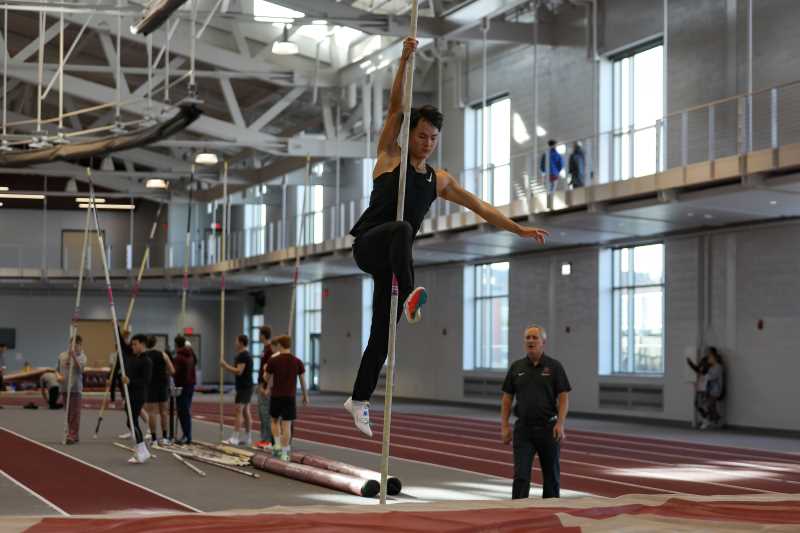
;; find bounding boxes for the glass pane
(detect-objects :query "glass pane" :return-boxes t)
[633,46,663,128]
[633,287,663,373]
[476,262,509,297]
[633,243,664,284]
[493,165,510,206]
[490,98,511,167]
[475,296,508,369]
[633,128,657,177]
[620,132,631,179]
[620,57,631,128]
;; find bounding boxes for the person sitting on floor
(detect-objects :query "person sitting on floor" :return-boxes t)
[264,335,308,462]
[39,370,62,409]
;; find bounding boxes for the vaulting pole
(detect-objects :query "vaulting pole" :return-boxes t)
[218,161,228,442]
[86,169,137,448]
[94,202,164,438]
[287,155,312,338]
[380,0,419,506]
[62,206,92,444]
[180,169,194,331]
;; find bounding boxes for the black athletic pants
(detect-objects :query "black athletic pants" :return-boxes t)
[512,422,561,499]
[128,387,147,444]
[351,221,415,402]
[47,386,61,409]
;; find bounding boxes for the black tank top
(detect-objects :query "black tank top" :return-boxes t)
[350,161,437,238]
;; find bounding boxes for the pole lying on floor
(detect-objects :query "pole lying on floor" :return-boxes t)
[293,452,402,495]
[251,452,379,497]
[86,170,138,448]
[173,452,206,477]
[62,206,92,444]
[218,160,228,442]
[380,0,419,506]
[94,203,164,438]
[287,155,311,338]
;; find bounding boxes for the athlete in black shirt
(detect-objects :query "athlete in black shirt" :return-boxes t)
[345,37,550,437]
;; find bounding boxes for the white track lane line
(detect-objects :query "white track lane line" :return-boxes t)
[289,416,782,495]
[296,412,799,487]
[0,469,69,516]
[297,409,800,465]
[0,427,201,513]
[202,414,671,496]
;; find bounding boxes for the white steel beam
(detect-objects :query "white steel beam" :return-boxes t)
[219,77,245,128]
[249,86,305,132]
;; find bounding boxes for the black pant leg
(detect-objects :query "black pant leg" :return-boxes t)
[48,387,60,408]
[352,271,393,401]
[512,424,536,499]
[533,427,561,498]
[130,390,145,444]
[351,222,417,402]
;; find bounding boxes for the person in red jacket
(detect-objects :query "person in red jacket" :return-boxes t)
[173,335,197,444]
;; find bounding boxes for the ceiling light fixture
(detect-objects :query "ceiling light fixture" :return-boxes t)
[146,178,169,189]
[312,19,327,25]
[272,25,299,56]
[194,152,219,165]
[0,193,45,200]
[770,200,778,205]
[0,186,8,191]
[75,197,106,203]
[78,203,136,210]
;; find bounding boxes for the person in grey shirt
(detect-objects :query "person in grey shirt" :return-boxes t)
[58,336,87,444]
[40,371,61,409]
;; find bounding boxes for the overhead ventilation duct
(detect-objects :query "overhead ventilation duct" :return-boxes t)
[0,105,202,168]
[130,0,189,36]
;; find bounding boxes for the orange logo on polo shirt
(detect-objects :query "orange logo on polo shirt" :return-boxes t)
[541,367,552,377]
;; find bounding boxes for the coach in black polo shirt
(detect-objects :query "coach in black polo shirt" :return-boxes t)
[501,325,571,499]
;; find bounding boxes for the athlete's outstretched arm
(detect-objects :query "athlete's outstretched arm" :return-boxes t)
[437,170,549,244]
[376,37,417,157]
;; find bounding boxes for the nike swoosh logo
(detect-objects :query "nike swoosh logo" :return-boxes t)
[517,372,525,376]
[426,172,432,183]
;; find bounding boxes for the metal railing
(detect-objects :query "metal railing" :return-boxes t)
[3,80,800,274]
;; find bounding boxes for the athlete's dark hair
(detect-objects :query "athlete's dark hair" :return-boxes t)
[409,105,444,131]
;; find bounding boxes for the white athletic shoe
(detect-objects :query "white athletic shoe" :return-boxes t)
[222,436,240,446]
[344,397,373,438]
[118,431,132,439]
[128,442,151,464]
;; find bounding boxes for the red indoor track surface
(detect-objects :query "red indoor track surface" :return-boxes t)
[0,429,194,515]
[191,403,800,499]
[22,496,800,532]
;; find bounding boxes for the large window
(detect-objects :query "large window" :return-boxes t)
[612,243,664,374]
[246,313,265,384]
[295,281,322,364]
[244,189,267,257]
[297,185,324,245]
[468,97,511,205]
[472,261,510,369]
[612,43,663,180]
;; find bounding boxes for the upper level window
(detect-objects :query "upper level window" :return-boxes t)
[297,185,324,245]
[466,96,511,205]
[612,42,663,179]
